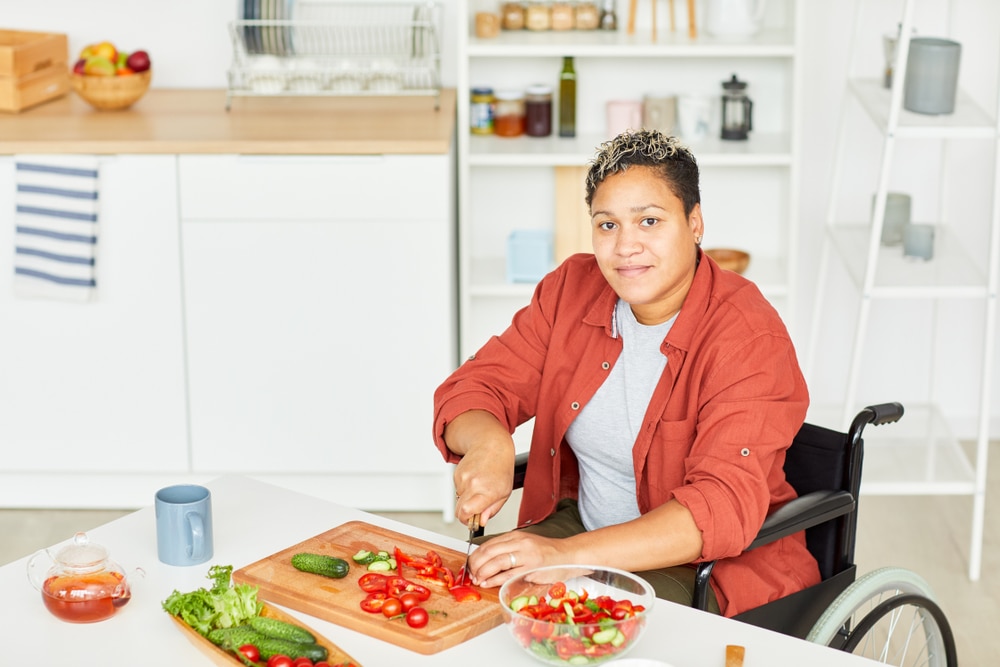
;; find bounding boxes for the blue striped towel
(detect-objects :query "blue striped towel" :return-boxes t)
[13,155,100,302]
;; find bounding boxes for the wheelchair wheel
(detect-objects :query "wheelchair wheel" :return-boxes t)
[806,567,957,666]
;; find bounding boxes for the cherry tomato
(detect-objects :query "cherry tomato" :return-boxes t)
[548,582,567,599]
[399,591,422,611]
[238,644,260,662]
[406,606,429,628]
[313,663,331,667]
[267,656,294,667]
[382,597,403,618]
[292,659,314,667]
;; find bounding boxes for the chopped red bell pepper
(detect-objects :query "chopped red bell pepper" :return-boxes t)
[448,584,482,603]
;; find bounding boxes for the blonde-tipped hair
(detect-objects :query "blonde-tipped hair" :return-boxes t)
[585,129,701,215]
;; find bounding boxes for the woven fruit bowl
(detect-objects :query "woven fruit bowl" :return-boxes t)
[71,70,151,110]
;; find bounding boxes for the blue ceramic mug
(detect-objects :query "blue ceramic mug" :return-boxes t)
[155,484,214,566]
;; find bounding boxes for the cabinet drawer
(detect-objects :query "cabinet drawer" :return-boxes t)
[179,154,448,221]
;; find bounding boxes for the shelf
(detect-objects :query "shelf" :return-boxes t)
[467,27,796,58]
[468,255,789,299]
[849,78,997,139]
[827,224,990,298]
[468,132,793,167]
[807,404,976,495]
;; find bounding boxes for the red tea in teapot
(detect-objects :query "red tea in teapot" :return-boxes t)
[41,571,129,623]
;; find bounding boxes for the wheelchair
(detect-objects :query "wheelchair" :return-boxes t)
[496,402,958,666]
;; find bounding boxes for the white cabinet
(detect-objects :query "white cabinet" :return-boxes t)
[0,155,189,506]
[806,0,998,580]
[178,154,457,511]
[456,0,805,360]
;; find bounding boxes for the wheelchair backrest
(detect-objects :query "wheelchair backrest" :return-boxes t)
[784,421,862,581]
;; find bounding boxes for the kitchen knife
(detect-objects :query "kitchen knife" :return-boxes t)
[462,513,481,585]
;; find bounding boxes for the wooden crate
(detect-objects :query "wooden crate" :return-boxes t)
[0,29,69,112]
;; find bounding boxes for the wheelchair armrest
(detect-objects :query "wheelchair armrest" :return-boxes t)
[746,489,855,551]
[693,490,855,610]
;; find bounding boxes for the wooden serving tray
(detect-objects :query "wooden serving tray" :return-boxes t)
[170,602,361,667]
[233,520,504,655]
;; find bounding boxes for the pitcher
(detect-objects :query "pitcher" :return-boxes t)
[704,0,767,37]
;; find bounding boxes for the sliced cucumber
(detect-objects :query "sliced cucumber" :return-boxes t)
[591,627,619,645]
[510,595,532,612]
[367,559,394,572]
[352,549,376,564]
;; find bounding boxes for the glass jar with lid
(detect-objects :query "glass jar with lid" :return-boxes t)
[501,2,526,30]
[551,2,574,30]
[494,89,526,137]
[575,2,600,29]
[525,84,553,137]
[525,2,552,31]
[470,87,495,135]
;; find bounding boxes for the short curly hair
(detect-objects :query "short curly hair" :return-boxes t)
[584,130,701,216]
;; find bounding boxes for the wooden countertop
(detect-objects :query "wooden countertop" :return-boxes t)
[0,88,456,155]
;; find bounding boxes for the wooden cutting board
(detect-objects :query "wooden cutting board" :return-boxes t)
[233,521,504,655]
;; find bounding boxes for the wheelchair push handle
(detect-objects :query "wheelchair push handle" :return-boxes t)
[849,402,904,444]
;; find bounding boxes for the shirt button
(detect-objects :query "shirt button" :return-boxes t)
[571,401,580,410]
[602,361,610,370]
[524,519,533,525]
[550,448,556,457]
[741,448,750,457]
[467,354,476,361]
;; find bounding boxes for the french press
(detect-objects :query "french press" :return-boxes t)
[721,74,753,141]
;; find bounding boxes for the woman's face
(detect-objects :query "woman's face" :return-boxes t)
[590,166,704,325]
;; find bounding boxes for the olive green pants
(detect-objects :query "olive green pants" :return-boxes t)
[479,498,721,614]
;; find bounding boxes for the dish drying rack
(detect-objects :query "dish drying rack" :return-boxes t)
[226,1,442,110]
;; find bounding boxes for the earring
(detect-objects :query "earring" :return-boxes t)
[696,235,703,245]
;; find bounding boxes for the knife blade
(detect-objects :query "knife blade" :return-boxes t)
[462,513,481,585]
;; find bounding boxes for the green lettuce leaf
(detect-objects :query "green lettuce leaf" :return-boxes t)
[162,564,263,636]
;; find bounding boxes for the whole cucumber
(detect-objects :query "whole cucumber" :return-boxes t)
[248,615,316,644]
[291,553,350,579]
[256,637,328,662]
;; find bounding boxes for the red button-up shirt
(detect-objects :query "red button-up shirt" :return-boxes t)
[434,252,820,616]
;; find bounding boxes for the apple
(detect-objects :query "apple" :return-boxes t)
[83,56,116,77]
[92,41,117,63]
[72,58,86,75]
[125,50,151,73]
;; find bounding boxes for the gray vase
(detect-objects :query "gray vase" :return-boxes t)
[903,37,962,115]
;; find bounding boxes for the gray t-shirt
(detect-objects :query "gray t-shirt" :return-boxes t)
[566,298,676,530]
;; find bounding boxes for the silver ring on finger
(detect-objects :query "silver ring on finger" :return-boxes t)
[509,552,517,568]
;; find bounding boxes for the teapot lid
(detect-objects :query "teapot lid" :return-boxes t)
[722,74,748,91]
[55,532,109,569]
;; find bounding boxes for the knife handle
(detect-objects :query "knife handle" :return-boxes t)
[467,513,481,532]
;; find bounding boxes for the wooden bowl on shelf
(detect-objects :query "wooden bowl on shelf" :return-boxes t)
[71,70,151,110]
[704,248,751,274]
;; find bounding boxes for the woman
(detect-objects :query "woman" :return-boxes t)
[433,130,819,617]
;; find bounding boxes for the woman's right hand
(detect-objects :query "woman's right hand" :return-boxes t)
[446,410,517,527]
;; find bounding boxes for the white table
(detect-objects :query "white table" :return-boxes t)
[0,476,879,666]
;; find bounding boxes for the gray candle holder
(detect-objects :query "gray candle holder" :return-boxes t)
[903,37,962,115]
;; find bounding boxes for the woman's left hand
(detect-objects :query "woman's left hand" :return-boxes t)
[466,530,563,588]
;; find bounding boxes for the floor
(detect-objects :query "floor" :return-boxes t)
[4,444,997,665]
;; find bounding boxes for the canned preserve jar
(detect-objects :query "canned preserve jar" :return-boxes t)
[501,2,526,30]
[526,2,552,30]
[525,84,553,137]
[494,89,526,137]
[470,87,495,135]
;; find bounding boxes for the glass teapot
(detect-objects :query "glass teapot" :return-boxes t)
[26,532,144,623]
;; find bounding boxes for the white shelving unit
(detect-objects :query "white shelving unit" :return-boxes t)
[456,0,805,362]
[807,0,999,580]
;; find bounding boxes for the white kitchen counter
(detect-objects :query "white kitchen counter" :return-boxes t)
[0,476,880,666]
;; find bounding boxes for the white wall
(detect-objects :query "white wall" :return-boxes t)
[5,0,998,435]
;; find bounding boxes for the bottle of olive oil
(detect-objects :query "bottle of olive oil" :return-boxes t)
[559,56,576,138]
